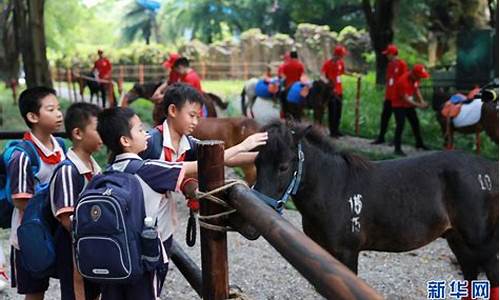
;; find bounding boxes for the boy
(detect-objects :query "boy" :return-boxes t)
[96,107,198,300]
[140,83,267,289]
[173,57,203,92]
[6,86,66,300]
[49,102,102,300]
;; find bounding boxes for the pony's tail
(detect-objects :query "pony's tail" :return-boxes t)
[206,92,228,110]
[241,87,247,116]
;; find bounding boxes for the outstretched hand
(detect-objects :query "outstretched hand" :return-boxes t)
[240,132,268,152]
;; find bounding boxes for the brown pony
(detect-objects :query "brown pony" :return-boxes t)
[192,117,260,184]
[121,81,228,125]
[433,87,499,153]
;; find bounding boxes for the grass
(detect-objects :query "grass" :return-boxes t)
[2,77,498,163]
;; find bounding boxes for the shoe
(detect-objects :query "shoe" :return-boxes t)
[371,139,385,145]
[416,144,429,150]
[394,149,407,156]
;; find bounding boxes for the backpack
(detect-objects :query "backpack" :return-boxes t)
[13,138,67,278]
[73,159,160,284]
[141,126,198,161]
[0,138,66,229]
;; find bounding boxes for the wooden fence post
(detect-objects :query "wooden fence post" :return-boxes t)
[139,64,144,85]
[355,76,361,136]
[198,140,229,300]
[66,68,73,102]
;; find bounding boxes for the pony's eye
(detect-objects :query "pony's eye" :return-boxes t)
[278,164,289,173]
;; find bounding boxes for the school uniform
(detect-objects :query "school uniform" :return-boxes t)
[49,149,101,300]
[7,132,65,294]
[100,153,184,300]
[321,58,345,137]
[140,120,198,291]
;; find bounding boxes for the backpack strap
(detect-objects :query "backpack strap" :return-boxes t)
[123,159,145,174]
[141,127,163,159]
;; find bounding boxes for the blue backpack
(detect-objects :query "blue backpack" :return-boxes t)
[9,138,67,278]
[0,138,66,229]
[73,159,158,284]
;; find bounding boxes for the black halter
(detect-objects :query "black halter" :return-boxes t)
[252,142,304,214]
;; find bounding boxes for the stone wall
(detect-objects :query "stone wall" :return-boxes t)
[179,24,372,79]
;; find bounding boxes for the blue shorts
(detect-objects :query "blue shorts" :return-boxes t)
[55,226,100,300]
[10,246,50,294]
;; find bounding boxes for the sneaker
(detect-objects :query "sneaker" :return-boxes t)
[394,149,407,156]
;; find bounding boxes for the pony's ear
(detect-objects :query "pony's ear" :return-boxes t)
[291,125,313,143]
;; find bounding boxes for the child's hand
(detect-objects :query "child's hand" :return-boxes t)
[240,132,268,152]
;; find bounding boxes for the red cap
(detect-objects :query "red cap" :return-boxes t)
[333,45,348,57]
[412,64,430,79]
[382,44,398,56]
[163,53,181,69]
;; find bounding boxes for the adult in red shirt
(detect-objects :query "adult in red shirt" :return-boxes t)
[162,52,181,85]
[321,45,348,137]
[279,51,304,118]
[92,49,113,107]
[392,64,430,156]
[372,44,408,144]
[173,57,203,92]
[277,51,291,79]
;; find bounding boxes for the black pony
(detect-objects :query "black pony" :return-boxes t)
[121,81,228,125]
[254,121,498,294]
[77,72,115,108]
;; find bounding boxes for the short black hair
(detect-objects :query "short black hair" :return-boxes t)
[65,102,101,140]
[173,57,189,69]
[162,83,204,117]
[97,107,136,160]
[18,86,57,128]
[290,51,298,59]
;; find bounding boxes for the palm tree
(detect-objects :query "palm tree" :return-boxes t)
[121,0,161,45]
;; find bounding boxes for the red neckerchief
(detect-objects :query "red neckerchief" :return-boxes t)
[83,172,93,181]
[23,132,62,165]
[155,125,186,162]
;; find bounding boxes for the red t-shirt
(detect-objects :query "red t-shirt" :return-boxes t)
[282,59,304,88]
[321,59,345,95]
[181,69,202,92]
[385,58,407,101]
[393,72,419,108]
[168,70,181,85]
[94,58,112,79]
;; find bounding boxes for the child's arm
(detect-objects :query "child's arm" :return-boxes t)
[224,132,267,162]
[225,152,258,166]
[7,151,35,211]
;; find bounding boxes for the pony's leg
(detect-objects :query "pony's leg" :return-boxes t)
[333,248,360,274]
[445,231,480,300]
[249,96,257,118]
[475,126,481,155]
[482,254,499,300]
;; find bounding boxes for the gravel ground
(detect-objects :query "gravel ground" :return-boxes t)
[0,103,479,299]
[0,173,471,300]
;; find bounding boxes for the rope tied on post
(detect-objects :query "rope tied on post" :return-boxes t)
[185,179,248,247]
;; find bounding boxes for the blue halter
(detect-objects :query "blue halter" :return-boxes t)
[252,143,304,214]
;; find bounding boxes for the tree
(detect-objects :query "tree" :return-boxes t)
[13,0,52,88]
[0,0,20,82]
[121,1,160,45]
[362,0,399,85]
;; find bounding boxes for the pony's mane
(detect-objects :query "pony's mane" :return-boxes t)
[262,121,372,170]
